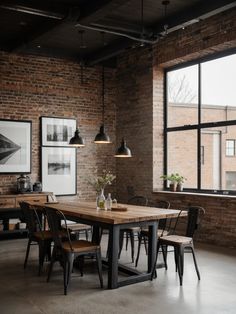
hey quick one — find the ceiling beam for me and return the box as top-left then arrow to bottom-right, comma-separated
87,0 -> 236,65
78,0 -> 128,25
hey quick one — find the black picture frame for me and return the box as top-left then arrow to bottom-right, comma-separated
40,116 -> 76,147
0,119 -> 32,174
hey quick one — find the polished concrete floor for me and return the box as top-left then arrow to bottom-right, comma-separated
0,236 -> 236,314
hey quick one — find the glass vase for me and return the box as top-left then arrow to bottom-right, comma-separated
96,188 -> 106,210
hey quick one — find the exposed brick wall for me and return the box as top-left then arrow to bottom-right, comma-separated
116,7 -> 236,246
0,52 -> 116,199
116,47 -> 154,201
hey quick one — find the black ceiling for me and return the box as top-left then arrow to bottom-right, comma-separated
0,0 -> 235,66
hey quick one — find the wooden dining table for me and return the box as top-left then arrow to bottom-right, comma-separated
31,200 -> 185,289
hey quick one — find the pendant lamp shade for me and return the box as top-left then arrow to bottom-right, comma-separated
94,66 -> 111,144
94,125 -> 110,143
115,138 -> 132,157
69,128 -> 85,147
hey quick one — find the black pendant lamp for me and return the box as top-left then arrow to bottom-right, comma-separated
115,138 -> 132,158
94,66 -> 111,144
69,128 -> 85,147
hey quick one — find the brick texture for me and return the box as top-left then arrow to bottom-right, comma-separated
0,52 -> 116,199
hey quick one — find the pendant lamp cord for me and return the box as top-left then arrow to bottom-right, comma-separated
141,0 -> 144,37
102,66 -> 105,125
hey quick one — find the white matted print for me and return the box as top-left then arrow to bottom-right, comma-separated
41,117 -> 76,147
41,147 -> 76,195
0,119 -> 31,173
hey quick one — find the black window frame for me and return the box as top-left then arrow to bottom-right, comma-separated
164,48 -> 236,195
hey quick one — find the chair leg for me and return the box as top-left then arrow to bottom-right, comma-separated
63,257 -> 69,295
125,232 -> 129,251
85,230 -> 89,241
161,244 -> 168,270
67,253 -> 74,286
130,231 -> 135,263
174,246 -> 178,272
24,239 -> 31,269
96,249 -> 104,288
118,230 -> 124,259
78,256 -> 84,277
190,245 -> 200,280
135,233 -> 142,267
143,236 -> 148,255
175,247 -> 183,286
38,241 -> 46,276
47,247 -> 56,282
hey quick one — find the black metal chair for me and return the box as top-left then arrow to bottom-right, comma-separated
20,201 -> 53,275
45,207 -> 103,295
118,196 -> 148,263
152,206 -> 205,285
61,220 -> 92,241
135,200 -> 171,267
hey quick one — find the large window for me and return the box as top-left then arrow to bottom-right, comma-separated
165,52 -> 236,194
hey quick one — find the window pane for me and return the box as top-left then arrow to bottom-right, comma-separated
226,140 -> 235,156
201,125 -> 236,190
226,172 -> 236,190
167,65 -> 198,127
201,54 -> 236,123
167,130 -> 197,188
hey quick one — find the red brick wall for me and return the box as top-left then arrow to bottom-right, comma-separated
0,52 -> 116,199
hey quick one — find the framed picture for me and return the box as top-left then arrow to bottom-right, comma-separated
41,116 -> 76,147
0,119 -> 32,174
41,146 -> 76,196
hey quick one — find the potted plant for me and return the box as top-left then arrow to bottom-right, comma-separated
161,173 -> 187,192
176,174 -> 187,192
160,173 -> 179,192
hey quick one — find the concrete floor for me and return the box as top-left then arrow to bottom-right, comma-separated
0,237 -> 236,314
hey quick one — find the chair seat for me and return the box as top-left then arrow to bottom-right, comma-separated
141,229 -> 169,237
33,230 -> 53,240
62,223 -> 91,232
160,235 -> 193,245
34,230 -> 67,240
62,240 -> 100,253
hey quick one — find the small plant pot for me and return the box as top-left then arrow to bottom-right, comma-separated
177,183 -> 183,192
169,183 -> 177,192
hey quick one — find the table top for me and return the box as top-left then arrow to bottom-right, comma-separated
39,200 -> 186,225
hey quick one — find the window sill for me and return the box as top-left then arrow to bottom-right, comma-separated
153,190 -> 236,199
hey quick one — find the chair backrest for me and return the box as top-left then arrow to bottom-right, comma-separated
45,207 -> 72,250
128,196 -> 148,206
155,200 -> 170,209
20,201 -> 43,237
185,206 -> 205,237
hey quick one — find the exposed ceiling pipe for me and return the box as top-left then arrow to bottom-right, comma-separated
75,23 -> 159,45
0,4 -> 64,20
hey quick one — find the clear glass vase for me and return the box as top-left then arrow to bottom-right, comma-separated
96,188 -> 106,210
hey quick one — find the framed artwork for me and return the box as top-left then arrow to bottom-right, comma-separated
41,146 -> 76,196
0,119 -> 32,174
41,116 -> 76,147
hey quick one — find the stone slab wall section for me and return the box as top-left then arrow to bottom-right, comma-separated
0,52 -> 116,199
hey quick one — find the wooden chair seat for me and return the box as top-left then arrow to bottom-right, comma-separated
62,223 -> 91,232
141,228 -> 169,237
160,235 -> 193,245
62,240 -> 99,253
33,230 -> 53,240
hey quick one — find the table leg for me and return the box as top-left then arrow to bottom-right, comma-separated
92,225 -> 102,244
148,221 -> 158,273
107,224 -> 119,289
